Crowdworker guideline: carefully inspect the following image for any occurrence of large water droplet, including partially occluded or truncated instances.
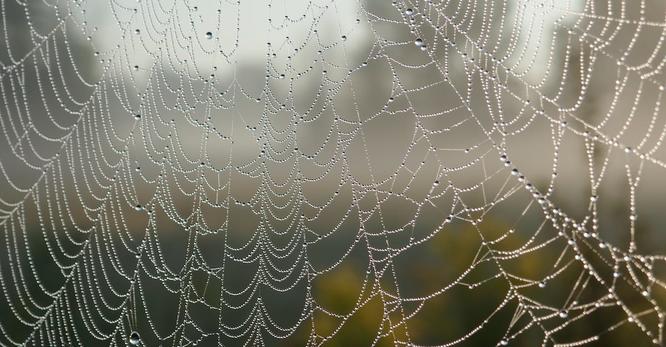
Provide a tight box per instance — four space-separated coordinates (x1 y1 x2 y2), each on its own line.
129 331 141 345
205 32 213 39
414 38 424 47
405 8 414 15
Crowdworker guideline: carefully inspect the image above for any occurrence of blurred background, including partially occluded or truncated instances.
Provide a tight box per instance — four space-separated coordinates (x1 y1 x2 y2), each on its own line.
0 0 665 346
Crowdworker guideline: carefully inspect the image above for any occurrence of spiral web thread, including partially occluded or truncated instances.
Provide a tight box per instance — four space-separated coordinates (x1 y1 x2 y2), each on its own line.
1 0 666 346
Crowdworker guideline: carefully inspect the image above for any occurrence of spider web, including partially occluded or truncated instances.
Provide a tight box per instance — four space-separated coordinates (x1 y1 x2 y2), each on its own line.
1 0 665 346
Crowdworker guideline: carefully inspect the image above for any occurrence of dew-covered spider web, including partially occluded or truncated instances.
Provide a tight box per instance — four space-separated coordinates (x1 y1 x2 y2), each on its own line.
1 0 666 346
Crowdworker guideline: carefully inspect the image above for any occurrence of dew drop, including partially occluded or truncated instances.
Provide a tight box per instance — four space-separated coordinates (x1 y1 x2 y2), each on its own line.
129 331 141 345
205 32 213 39
414 38 424 47
558 310 568 319
405 8 414 15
